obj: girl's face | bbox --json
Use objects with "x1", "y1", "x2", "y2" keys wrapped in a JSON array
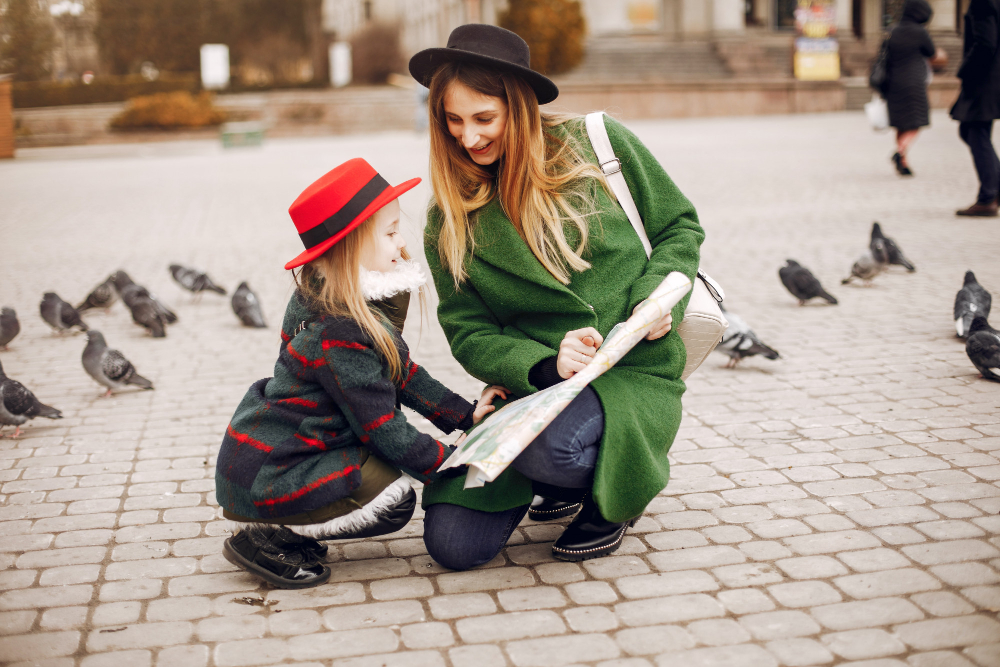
[
  {"x1": 360, "y1": 200, "x2": 405, "y2": 273},
  {"x1": 443, "y1": 80, "x2": 508, "y2": 166}
]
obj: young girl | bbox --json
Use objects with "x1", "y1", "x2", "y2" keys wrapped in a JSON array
[{"x1": 216, "y1": 158, "x2": 503, "y2": 588}]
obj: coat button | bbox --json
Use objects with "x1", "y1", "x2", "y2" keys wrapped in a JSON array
[{"x1": 587, "y1": 304, "x2": 594, "y2": 310}]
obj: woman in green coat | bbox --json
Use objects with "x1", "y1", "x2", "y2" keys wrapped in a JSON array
[{"x1": 408, "y1": 25, "x2": 704, "y2": 569}]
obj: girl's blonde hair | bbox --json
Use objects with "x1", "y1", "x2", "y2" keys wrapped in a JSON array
[
  {"x1": 293, "y1": 213, "x2": 407, "y2": 382},
  {"x1": 428, "y1": 62, "x2": 608, "y2": 288}
]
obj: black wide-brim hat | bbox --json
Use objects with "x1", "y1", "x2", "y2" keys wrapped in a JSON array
[{"x1": 408, "y1": 24, "x2": 559, "y2": 105}]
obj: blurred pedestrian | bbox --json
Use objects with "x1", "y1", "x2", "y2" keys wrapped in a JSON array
[
  {"x1": 884, "y1": 0, "x2": 937, "y2": 176},
  {"x1": 952, "y1": 0, "x2": 1000, "y2": 217}
]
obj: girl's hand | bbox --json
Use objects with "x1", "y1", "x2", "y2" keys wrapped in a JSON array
[
  {"x1": 472, "y1": 385, "x2": 509, "y2": 424},
  {"x1": 644, "y1": 310, "x2": 673, "y2": 341},
  {"x1": 557, "y1": 327, "x2": 604, "y2": 379}
]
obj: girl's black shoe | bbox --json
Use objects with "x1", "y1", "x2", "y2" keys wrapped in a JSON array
[
  {"x1": 551, "y1": 496, "x2": 636, "y2": 562},
  {"x1": 224, "y1": 526, "x2": 331, "y2": 589}
]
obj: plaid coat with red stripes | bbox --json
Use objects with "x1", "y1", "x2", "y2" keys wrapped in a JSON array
[{"x1": 215, "y1": 292, "x2": 473, "y2": 521}]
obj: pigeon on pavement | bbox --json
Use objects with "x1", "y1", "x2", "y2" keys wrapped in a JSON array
[
  {"x1": 716, "y1": 307, "x2": 780, "y2": 368},
  {"x1": 231, "y1": 282, "x2": 266, "y2": 328},
  {"x1": 170, "y1": 264, "x2": 227, "y2": 296},
  {"x1": 871, "y1": 222, "x2": 915, "y2": 272},
  {"x1": 0, "y1": 308, "x2": 20, "y2": 350},
  {"x1": 0, "y1": 359, "x2": 62, "y2": 438},
  {"x1": 82, "y1": 331, "x2": 154, "y2": 396},
  {"x1": 966, "y1": 316, "x2": 1000, "y2": 382},
  {"x1": 779, "y1": 260, "x2": 838, "y2": 305},
  {"x1": 76, "y1": 276, "x2": 119, "y2": 313},
  {"x1": 842, "y1": 250, "x2": 886, "y2": 285},
  {"x1": 955, "y1": 271, "x2": 992, "y2": 339},
  {"x1": 114, "y1": 271, "x2": 177, "y2": 334},
  {"x1": 40, "y1": 292, "x2": 88, "y2": 333}
]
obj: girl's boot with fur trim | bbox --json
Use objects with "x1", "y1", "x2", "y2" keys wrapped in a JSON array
[{"x1": 223, "y1": 525, "x2": 331, "y2": 589}]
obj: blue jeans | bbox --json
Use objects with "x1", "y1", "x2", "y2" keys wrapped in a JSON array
[{"x1": 423, "y1": 387, "x2": 603, "y2": 571}]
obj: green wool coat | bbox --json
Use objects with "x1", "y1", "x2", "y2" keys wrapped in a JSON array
[{"x1": 422, "y1": 115, "x2": 705, "y2": 522}]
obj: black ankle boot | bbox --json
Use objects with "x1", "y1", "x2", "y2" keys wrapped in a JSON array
[
  {"x1": 223, "y1": 526, "x2": 331, "y2": 589},
  {"x1": 528, "y1": 482, "x2": 586, "y2": 521},
  {"x1": 551, "y1": 496, "x2": 635, "y2": 561},
  {"x1": 528, "y1": 496, "x2": 583, "y2": 521}
]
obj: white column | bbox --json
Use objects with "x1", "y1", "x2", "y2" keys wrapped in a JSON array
[
  {"x1": 712, "y1": 0, "x2": 745, "y2": 32},
  {"x1": 835, "y1": 0, "x2": 852, "y2": 32},
  {"x1": 928, "y1": 0, "x2": 956, "y2": 30}
]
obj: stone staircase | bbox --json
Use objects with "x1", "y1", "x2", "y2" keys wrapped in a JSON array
[{"x1": 554, "y1": 36, "x2": 733, "y2": 83}]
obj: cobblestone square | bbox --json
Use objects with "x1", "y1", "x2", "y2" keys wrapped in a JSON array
[{"x1": 0, "y1": 109, "x2": 998, "y2": 667}]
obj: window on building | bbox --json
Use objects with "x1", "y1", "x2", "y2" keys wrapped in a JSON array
[{"x1": 775, "y1": 0, "x2": 796, "y2": 29}]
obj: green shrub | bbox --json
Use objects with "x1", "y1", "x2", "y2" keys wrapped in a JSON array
[
  {"x1": 499, "y1": 0, "x2": 586, "y2": 76},
  {"x1": 12, "y1": 74, "x2": 200, "y2": 109},
  {"x1": 110, "y1": 91, "x2": 226, "y2": 129}
]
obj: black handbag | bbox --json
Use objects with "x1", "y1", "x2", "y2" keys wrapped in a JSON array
[{"x1": 869, "y1": 29, "x2": 893, "y2": 92}]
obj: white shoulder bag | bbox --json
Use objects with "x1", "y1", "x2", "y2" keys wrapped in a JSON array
[{"x1": 584, "y1": 112, "x2": 729, "y2": 380}]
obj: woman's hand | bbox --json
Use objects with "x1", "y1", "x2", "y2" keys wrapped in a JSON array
[
  {"x1": 472, "y1": 385, "x2": 509, "y2": 424},
  {"x1": 556, "y1": 327, "x2": 604, "y2": 379}
]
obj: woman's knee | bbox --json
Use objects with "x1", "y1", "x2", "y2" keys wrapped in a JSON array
[{"x1": 422, "y1": 504, "x2": 507, "y2": 572}]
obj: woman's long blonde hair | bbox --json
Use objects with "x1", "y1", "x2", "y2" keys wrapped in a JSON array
[
  {"x1": 293, "y1": 215, "x2": 406, "y2": 382},
  {"x1": 428, "y1": 62, "x2": 608, "y2": 288}
]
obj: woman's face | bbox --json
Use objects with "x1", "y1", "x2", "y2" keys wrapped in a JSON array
[
  {"x1": 359, "y1": 200, "x2": 405, "y2": 273},
  {"x1": 443, "y1": 80, "x2": 508, "y2": 166}
]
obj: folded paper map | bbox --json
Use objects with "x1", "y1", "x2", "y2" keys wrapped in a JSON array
[{"x1": 439, "y1": 271, "x2": 693, "y2": 488}]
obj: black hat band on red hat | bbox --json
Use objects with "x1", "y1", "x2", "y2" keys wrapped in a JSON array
[{"x1": 298, "y1": 174, "x2": 390, "y2": 250}]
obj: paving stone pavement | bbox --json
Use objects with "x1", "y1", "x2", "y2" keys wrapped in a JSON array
[{"x1": 0, "y1": 109, "x2": 999, "y2": 667}]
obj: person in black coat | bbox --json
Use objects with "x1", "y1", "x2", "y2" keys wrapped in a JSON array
[
  {"x1": 884, "y1": 0, "x2": 936, "y2": 176},
  {"x1": 952, "y1": 0, "x2": 1000, "y2": 216}
]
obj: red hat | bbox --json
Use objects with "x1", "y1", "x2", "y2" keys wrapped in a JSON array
[{"x1": 285, "y1": 158, "x2": 421, "y2": 270}]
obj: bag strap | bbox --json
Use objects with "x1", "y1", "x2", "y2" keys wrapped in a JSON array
[
  {"x1": 584, "y1": 111, "x2": 726, "y2": 304},
  {"x1": 585, "y1": 112, "x2": 652, "y2": 259}
]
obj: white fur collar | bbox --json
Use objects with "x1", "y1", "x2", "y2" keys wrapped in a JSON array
[{"x1": 360, "y1": 260, "x2": 426, "y2": 301}]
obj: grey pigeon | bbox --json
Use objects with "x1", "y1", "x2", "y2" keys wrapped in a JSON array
[
  {"x1": 113, "y1": 271, "x2": 177, "y2": 336},
  {"x1": 955, "y1": 271, "x2": 992, "y2": 339},
  {"x1": 76, "y1": 276, "x2": 119, "y2": 312},
  {"x1": 0, "y1": 308, "x2": 20, "y2": 350},
  {"x1": 842, "y1": 250, "x2": 886, "y2": 286},
  {"x1": 231, "y1": 282, "x2": 266, "y2": 328},
  {"x1": 716, "y1": 307, "x2": 780, "y2": 368},
  {"x1": 871, "y1": 222, "x2": 915, "y2": 272},
  {"x1": 0, "y1": 359, "x2": 62, "y2": 438},
  {"x1": 966, "y1": 316, "x2": 1000, "y2": 382},
  {"x1": 779, "y1": 260, "x2": 838, "y2": 305},
  {"x1": 40, "y1": 292, "x2": 88, "y2": 333},
  {"x1": 82, "y1": 331, "x2": 154, "y2": 396},
  {"x1": 170, "y1": 264, "x2": 227, "y2": 296}
]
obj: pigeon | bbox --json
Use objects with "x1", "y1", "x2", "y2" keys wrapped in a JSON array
[
  {"x1": 779, "y1": 260, "x2": 838, "y2": 305},
  {"x1": 716, "y1": 307, "x2": 780, "y2": 368},
  {"x1": 231, "y1": 282, "x2": 267, "y2": 328},
  {"x1": 113, "y1": 271, "x2": 178, "y2": 330},
  {"x1": 76, "y1": 276, "x2": 119, "y2": 312},
  {"x1": 0, "y1": 308, "x2": 20, "y2": 350},
  {"x1": 842, "y1": 250, "x2": 886, "y2": 285},
  {"x1": 871, "y1": 222, "x2": 915, "y2": 272},
  {"x1": 127, "y1": 296, "x2": 167, "y2": 338},
  {"x1": 0, "y1": 359, "x2": 62, "y2": 438},
  {"x1": 966, "y1": 316, "x2": 1000, "y2": 382},
  {"x1": 955, "y1": 271, "x2": 992, "y2": 339},
  {"x1": 82, "y1": 331, "x2": 154, "y2": 396},
  {"x1": 40, "y1": 292, "x2": 88, "y2": 333},
  {"x1": 170, "y1": 264, "x2": 227, "y2": 296}
]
